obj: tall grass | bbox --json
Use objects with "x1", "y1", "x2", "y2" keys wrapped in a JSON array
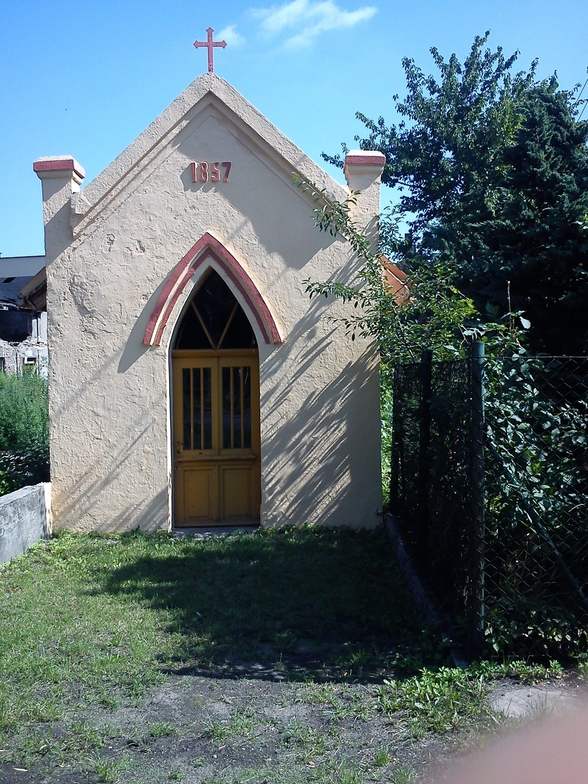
[{"x1": 0, "y1": 372, "x2": 49, "y2": 494}]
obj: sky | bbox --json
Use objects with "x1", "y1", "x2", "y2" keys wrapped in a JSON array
[{"x1": 1, "y1": 0, "x2": 588, "y2": 257}]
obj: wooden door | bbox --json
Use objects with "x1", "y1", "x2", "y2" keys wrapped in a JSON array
[{"x1": 173, "y1": 349, "x2": 260, "y2": 526}]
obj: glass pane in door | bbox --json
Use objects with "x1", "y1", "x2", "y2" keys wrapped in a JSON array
[
  {"x1": 202, "y1": 367, "x2": 212, "y2": 449},
  {"x1": 182, "y1": 368, "x2": 191, "y2": 449},
  {"x1": 222, "y1": 365, "x2": 252, "y2": 451},
  {"x1": 182, "y1": 366, "x2": 212, "y2": 450}
]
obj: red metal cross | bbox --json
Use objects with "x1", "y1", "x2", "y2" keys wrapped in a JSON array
[{"x1": 193, "y1": 27, "x2": 227, "y2": 73}]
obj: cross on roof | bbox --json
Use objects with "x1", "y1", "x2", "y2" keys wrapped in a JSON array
[{"x1": 193, "y1": 27, "x2": 227, "y2": 73}]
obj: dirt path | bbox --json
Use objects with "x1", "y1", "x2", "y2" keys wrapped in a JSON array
[{"x1": 0, "y1": 672, "x2": 461, "y2": 784}]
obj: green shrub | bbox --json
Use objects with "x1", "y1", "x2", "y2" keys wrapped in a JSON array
[{"x1": 0, "y1": 373, "x2": 49, "y2": 494}]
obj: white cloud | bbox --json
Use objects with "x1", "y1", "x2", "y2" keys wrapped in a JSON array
[
  {"x1": 251, "y1": 0, "x2": 377, "y2": 49},
  {"x1": 217, "y1": 24, "x2": 246, "y2": 47}
]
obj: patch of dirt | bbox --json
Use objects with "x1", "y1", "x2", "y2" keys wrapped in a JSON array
[
  {"x1": 0, "y1": 673, "x2": 464, "y2": 784},
  {"x1": 488, "y1": 676, "x2": 587, "y2": 719}
]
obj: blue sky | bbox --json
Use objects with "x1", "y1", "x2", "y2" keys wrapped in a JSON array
[{"x1": 2, "y1": 0, "x2": 587, "y2": 257}]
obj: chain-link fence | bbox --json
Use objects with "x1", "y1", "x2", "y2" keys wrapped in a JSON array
[
  {"x1": 390, "y1": 356, "x2": 472, "y2": 637},
  {"x1": 389, "y1": 348, "x2": 588, "y2": 659}
]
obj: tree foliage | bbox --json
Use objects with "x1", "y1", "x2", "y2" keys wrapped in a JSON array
[
  {"x1": 323, "y1": 33, "x2": 588, "y2": 354},
  {"x1": 0, "y1": 372, "x2": 49, "y2": 494},
  {"x1": 482, "y1": 355, "x2": 588, "y2": 656},
  {"x1": 295, "y1": 175, "x2": 517, "y2": 369}
]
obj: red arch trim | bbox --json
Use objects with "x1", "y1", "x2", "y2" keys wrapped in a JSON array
[{"x1": 143, "y1": 233, "x2": 282, "y2": 346}]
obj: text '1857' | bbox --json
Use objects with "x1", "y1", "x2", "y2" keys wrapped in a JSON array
[{"x1": 190, "y1": 162, "x2": 232, "y2": 183}]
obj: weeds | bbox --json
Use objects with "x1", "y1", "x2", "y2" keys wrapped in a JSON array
[
  {"x1": 204, "y1": 713, "x2": 257, "y2": 742},
  {"x1": 389, "y1": 766, "x2": 419, "y2": 784},
  {"x1": 93, "y1": 754, "x2": 127, "y2": 783},
  {"x1": 336, "y1": 762, "x2": 362, "y2": 784},
  {"x1": 379, "y1": 667, "x2": 499, "y2": 737},
  {"x1": 149, "y1": 722, "x2": 179, "y2": 738},
  {"x1": 282, "y1": 719, "x2": 337, "y2": 760},
  {"x1": 374, "y1": 747, "x2": 393, "y2": 766},
  {"x1": 470, "y1": 659, "x2": 564, "y2": 684},
  {"x1": 296, "y1": 682, "x2": 374, "y2": 722},
  {"x1": 379, "y1": 660, "x2": 565, "y2": 742}
]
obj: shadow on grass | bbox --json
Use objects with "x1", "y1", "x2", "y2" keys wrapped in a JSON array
[{"x1": 95, "y1": 526, "x2": 437, "y2": 683}]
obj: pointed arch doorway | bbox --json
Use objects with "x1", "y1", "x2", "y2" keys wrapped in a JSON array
[{"x1": 172, "y1": 269, "x2": 261, "y2": 526}]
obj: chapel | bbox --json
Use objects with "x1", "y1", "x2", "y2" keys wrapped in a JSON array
[{"x1": 31, "y1": 67, "x2": 384, "y2": 532}]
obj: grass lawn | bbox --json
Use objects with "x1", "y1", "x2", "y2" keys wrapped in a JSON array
[{"x1": 0, "y1": 526, "x2": 565, "y2": 783}]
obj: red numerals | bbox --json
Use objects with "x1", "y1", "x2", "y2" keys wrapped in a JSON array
[{"x1": 190, "y1": 161, "x2": 232, "y2": 183}]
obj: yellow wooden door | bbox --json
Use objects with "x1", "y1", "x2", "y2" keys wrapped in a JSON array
[{"x1": 173, "y1": 349, "x2": 260, "y2": 526}]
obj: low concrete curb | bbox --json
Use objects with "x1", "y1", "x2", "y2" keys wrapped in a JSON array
[{"x1": 0, "y1": 482, "x2": 52, "y2": 565}]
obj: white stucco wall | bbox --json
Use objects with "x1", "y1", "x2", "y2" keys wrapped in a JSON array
[{"x1": 37, "y1": 74, "x2": 382, "y2": 532}]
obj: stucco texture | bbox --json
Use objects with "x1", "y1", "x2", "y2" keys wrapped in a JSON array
[{"x1": 38, "y1": 74, "x2": 382, "y2": 532}]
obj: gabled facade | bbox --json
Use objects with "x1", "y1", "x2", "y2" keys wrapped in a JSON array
[{"x1": 34, "y1": 73, "x2": 384, "y2": 532}]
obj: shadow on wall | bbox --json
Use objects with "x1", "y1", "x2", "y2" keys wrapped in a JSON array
[
  {"x1": 96, "y1": 526, "x2": 420, "y2": 682},
  {"x1": 48, "y1": 311, "x2": 169, "y2": 531},
  {"x1": 54, "y1": 458, "x2": 168, "y2": 534},
  {"x1": 260, "y1": 305, "x2": 380, "y2": 528},
  {"x1": 118, "y1": 281, "x2": 164, "y2": 373},
  {"x1": 51, "y1": 411, "x2": 168, "y2": 533}
]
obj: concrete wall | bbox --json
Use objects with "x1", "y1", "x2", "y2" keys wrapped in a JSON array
[
  {"x1": 36, "y1": 74, "x2": 383, "y2": 532},
  {"x1": 0, "y1": 482, "x2": 52, "y2": 565}
]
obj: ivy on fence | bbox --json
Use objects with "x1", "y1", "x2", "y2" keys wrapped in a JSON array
[{"x1": 390, "y1": 349, "x2": 588, "y2": 659}]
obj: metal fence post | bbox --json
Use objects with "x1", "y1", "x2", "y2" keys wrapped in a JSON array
[
  {"x1": 389, "y1": 365, "x2": 402, "y2": 514},
  {"x1": 470, "y1": 341, "x2": 486, "y2": 657},
  {"x1": 417, "y1": 350, "x2": 432, "y2": 564}
]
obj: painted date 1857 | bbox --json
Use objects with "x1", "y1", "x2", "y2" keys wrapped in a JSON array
[{"x1": 190, "y1": 161, "x2": 232, "y2": 183}]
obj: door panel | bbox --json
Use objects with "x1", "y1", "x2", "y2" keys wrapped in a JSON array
[
  {"x1": 182, "y1": 467, "x2": 217, "y2": 521},
  {"x1": 173, "y1": 350, "x2": 260, "y2": 526},
  {"x1": 221, "y1": 466, "x2": 252, "y2": 518}
]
